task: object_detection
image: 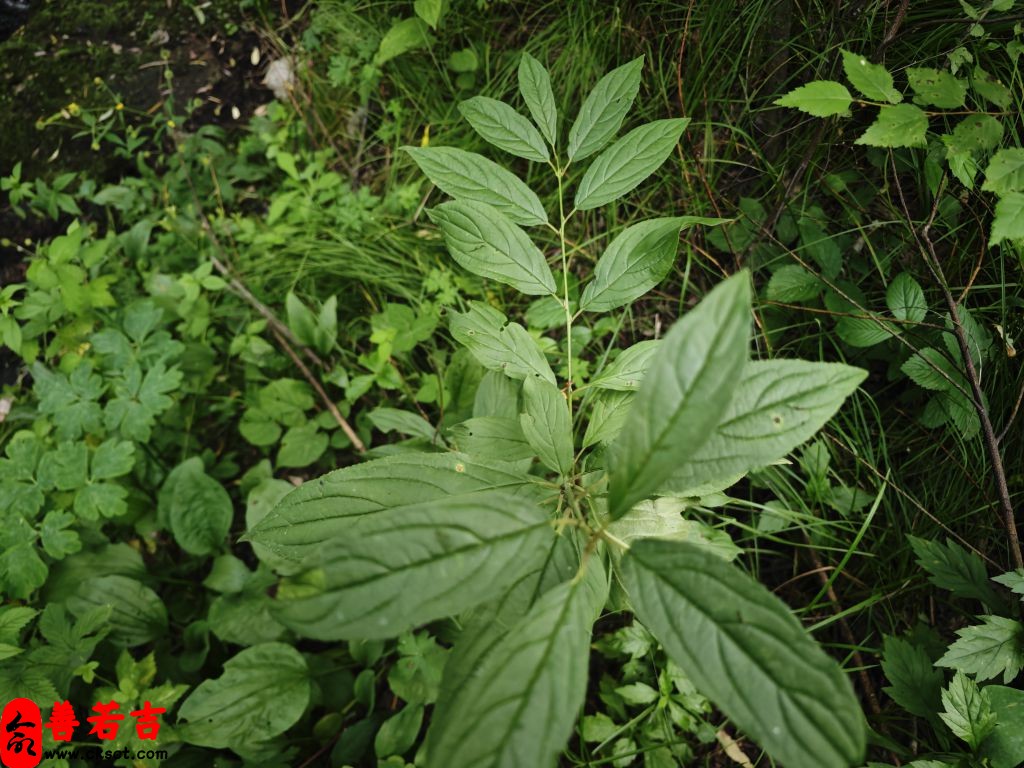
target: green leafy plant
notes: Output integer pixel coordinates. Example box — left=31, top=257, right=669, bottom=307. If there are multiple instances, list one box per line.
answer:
left=248, top=54, right=870, bottom=768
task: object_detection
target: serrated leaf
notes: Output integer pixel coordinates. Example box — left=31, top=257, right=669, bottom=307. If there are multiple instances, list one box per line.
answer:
left=990, top=192, right=1024, bottom=245
left=940, top=670, right=995, bottom=750
left=404, top=146, right=547, bottom=226
left=32, top=361, right=104, bottom=440
left=579, top=216, right=723, bottom=311
left=429, top=200, right=557, bottom=295
left=0, top=542, right=47, bottom=599
left=520, top=377, right=573, bottom=475
left=886, top=273, right=927, bottom=322
left=937, top=616, right=1024, bottom=683
left=622, top=539, right=866, bottom=768
left=907, top=67, right=967, bottom=108
left=246, top=452, right=541, bottom=571
left=993, top=569, right=1024, bottom=597
left=766, top=264, right=821, bottom=302
left=568, top=57, right=644, bottom=161
left=458, top=96, right=549, bottom=162
left=881, top=635, right=944, bottom=719
left=66, top=575, right=167, bottom=646
left=841, top=49, right=901, bottom=103
left=519, top=52, right=557, bottom=146
left=177, top=643, right=311, bottom=749
left=774, top=81, right=853, bottom=117
left=982, top=149, right=1024, bottom=195
left=590, top=340, right=659, bottom=391
left=449, top=302, right=556, bottom=384
left=0, top=607, right=38, bottom=645
left=607, top=273, right=749, bottom=517
left=39, top=510, right=81, bottom=559
left=574, top=119, right=689, bottom=210
left=855, top=104, right=928, bottom=148
left=90, top=439, right=135, bottom=481
left=837, top=315, right=897, bottom=347
left=951, top=114, right=1003, bottom=152
left=980, top=686, right=1024, bottom=768
left=424, top=558, right=607, bottom=768
left=909, top=536, right=1001, bottom=607
left=74, top=482, right=128, bottom=521
left=902, top=347, right=964, bottom=392
left=271, top=491, right=553, bottom=640
left=659, top=359, right=865, bottom=499
left=973, top=66, right=1011, bottom=108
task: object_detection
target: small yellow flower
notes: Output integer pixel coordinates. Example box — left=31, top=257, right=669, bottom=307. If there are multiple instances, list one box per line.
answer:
left=115, top=102, right=124, bottom=111
left=167, top=119, right=176, bottom=128
left=93, top=76, right=103, bottom=85
left=67, top=102, right=80, bottom=116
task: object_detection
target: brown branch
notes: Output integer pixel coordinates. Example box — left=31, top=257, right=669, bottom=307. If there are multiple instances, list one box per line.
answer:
left=890, top=159, right=1023, bottom=570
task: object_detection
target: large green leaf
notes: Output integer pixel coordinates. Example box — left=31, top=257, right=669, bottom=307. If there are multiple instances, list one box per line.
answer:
left=574, top=119, right=689, bottom=210
left=159, top=458, right=232, bottom=556
left=841, top=49, right=901, bottom=103
left=429, top=200, right=557, bottom=295
left=458, top=96, right=549, bottom=162
left=425, top=557, right=607, bottom=768
left=518, top=52, right=557, bottom=147
left=66, top=575, right=167, bottom=647
left=246, top=452, right=541, bottom=572
left=567, top=56, right=643, bottom=162
left=271, top=491, right=554, bottom=639
left=855, top=104, right=928, bottom=148
left=980, top=686, right=1024, bottom=768
left=177, top=643, right=311, bottom=749
left=449, top=302, right=557, bottom=384
left=403, top=146, right=547, bottom=226
left=774, top=81, right=852, bottom=117
left=990, top=193, right=1024, bottom=245
left=621, top=539, right=866, bottom=768
left=520, top=377, right=574, bottom=475
left=886, top=272, right=927, bottom=323
left=982, top=149, right=1024, bottom=195
left=607, top=273, right=750, bottom=518
left=660, top=359, right=866, bottom=495
left=579, top=217, right=724, bottom=312
left=907, top=67, right=967, bottom=108
left=937, top=616, right=1024, bottom=683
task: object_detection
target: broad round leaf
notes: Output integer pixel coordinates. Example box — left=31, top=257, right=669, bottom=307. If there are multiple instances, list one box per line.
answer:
left=621, top=539, right=866, bottom=768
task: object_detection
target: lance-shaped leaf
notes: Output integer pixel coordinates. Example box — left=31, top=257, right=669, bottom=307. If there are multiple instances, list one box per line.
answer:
left=271, top=491, right=554, bottom=640
left=458, top=96, right=549, bottom=162
left=579, top=216, right=725, bottom=312
left=425, top=557, right=607, bottom=768
left=519, top=52, right=557, bottom=147
left=567, top=56, right=644, bottom=161
left=607, top=273, right=750, bottom=518
left=429, top=200, right=557, bottom=295
left=574, top=119, right=690, bottom=210
left=621, top=540, right=866, bottom=768
left=450, top=302, right=557, bottom=384
left=245, top=453, right=541, bottom=573
left=520, top=377, right=574, bottom=475
left=403, top=146, right=547, bottom=226
left=590, top=340, right=659, bottom=391
left=659, top=359, right=866, bottom=495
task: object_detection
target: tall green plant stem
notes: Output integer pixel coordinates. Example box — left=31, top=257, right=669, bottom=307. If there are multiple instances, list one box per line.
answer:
left=555, top=163, right=574, bottom=427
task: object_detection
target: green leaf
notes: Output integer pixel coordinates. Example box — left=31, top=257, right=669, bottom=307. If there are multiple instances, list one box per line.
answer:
left=837, top=316, right=897, bottom=347
left=286, top=292, right=320, bottom=350
left=277, top=423, right=328, bottom=468
left=368, top=407, right=436, bottom=441
left=590, top=340, right=659, bottom=391
left=32, top=361, right=104, bottom=440
left=908, top=536, right=1001, bottom=607
left=574, top=119, right=690, bottom=210
left=881, top=635, right=944, bottom=720
left=413, top=0, right=445, bottom=28
left=161, top=458, right=233, bottom=556
left=622, top=539, right=866, bottom=768
left=901, top=347, right=964, bottom=391
left=972, top=66, right=1011, bottom=108
left=607, top=273, right=750, bottom=518
left=855, top=104, right=928, bottom=148
left=246, top=452, right=541, bottom=571
left=177, top=643, right=311, bottom=749
left=980, top=686, right=1024, bottom=768
left=990, top=192, right=1024, bottom=245
left=766, top=264, right=822, bottom=302
left=520, top=377, right=573, bottom=475
left=0, top=542, right=47, bottom=599
left=271, top=491, right=553, bottom=640
left=458, top=96, right=549, bottom=162
left=39, top=510, right=81, bottom=559
left=90, top=439, right=135, bottom=481
left=907, top=67, right=967, bottom=108
left=448, top=417, right=535, bottom=462
left=0, top=606, right=37, bottom=645
left=449, top=302, right=557, bottom=384
left=660, top=359, right=866, bottom=496
left=774, top=81, right=852, bottom=117
left=606, top=498, right=740, bottom=560
left=104, top=361, right=182, bottom=442
left=74, top=482, right=128, bottom=521
left=841, top=49, right=901, bottom=103
left=376, top=17, right=435, bottom=65
left=982, top=149, right=1024, bottom=195
left=404, top=146, right=547, bottom=226
left=375, top=704, right=424, bottom=758
left=937, top=616, right=1024, bottom=683
left=582, top=390, right=633, bottom=448
left=567, top=56, right=644, bottom=161
left=993, top=569, right=1024, bottom=597
left=886, top=272, right=927, bottom=322
left=579, top=217, right=724, bottom=312
left=67, top=575, right=167, bottom=646
left=424, top=558, right=607, bottom=768
left=429, top=200, right=557, bottom=295
left=940, top=670, right=995, bottom=750
left=518, top=52, right=557, bottom=147
left=951, top=114, right=1003, bottom=152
